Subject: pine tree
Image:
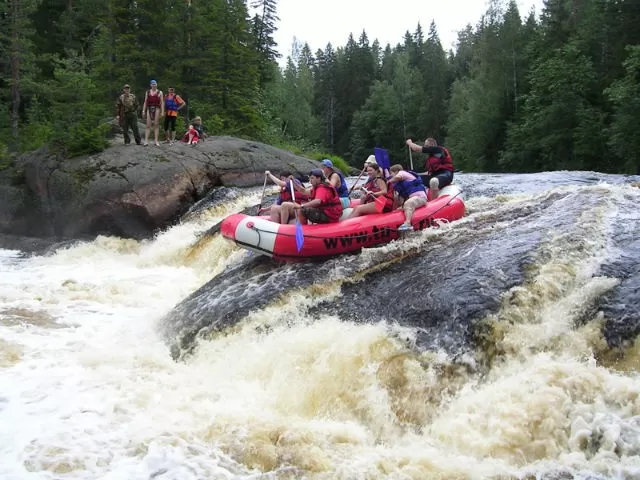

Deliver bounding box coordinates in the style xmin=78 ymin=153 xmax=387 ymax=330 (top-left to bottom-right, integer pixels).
xmin=0 ymin=0 xmax=40 ymax=150
xmin=606 ymin=45 xmax=640 ymax=173
xmin=250 ymin=0 xmax=279 ymax=86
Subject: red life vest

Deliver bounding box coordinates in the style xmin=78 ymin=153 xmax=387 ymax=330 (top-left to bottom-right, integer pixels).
xmin=425 ymin=146 xmax=454 ymax=174
xmin=312 ymin=183 xmax=343 ymax=222
xmin=363 ymin=176 xmax=394 ymax=212
xmin=279 ymin=180 xmax=310 ymax=203
xmin=146 ymin=90 xmax=162 ymax=108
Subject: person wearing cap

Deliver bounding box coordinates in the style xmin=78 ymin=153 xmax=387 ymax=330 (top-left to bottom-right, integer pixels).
xmin=142 ymin=79 xmax=164 ymax=146
xmin=163 ymin=87 xmax=185 ymax=144
xmin=320 ymin=159 xmax=350 ymax=209
xmin=270 ymin=169 xmax=342 ymax=225
xmin=115 ymin=84 xmax=141 ymax=145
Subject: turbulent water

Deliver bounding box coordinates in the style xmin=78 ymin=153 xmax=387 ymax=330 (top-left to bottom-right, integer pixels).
xmin=1 ymin=171 xmax=640 ymax=480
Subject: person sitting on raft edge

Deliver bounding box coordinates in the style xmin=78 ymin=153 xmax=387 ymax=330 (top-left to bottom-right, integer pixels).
xmin=387 ymin=164 xmax=427 ymax=232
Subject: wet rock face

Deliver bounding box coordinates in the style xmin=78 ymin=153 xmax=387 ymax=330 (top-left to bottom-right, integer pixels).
xmin=0 ymin=136 xmax=317 ymax=240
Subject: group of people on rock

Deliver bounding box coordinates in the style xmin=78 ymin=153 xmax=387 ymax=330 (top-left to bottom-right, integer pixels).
xmin=264 ymin=138 xmax=454 ymax=231
xmin=115 ymin=80 xmax=205 ymax=147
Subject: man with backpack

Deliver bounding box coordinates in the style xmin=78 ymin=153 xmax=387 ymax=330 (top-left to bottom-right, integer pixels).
xmin=115 ymin=84 xmax=141 ymax=145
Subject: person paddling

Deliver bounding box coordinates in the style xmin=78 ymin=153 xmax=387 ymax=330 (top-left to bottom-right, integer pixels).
xmin=270 ymin=169 xmax=342 ymax=225
xmin=263 ymin=170 xmax=310 ymax=212
xmin=347 ymin=163 xmax=393 ymax=219
xmin=406 ymin=137 xmax=454 ymax=199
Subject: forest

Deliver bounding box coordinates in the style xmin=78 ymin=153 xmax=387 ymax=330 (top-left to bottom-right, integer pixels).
xmin=1 ymin=0 xmax=639 ymax=173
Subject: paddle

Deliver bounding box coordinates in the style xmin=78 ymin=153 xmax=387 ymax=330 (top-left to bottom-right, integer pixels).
xmin=290 ymin=180 xmax=304 ymax=252
xmin=408 ymin=145 xmax=414 ymax=170
xmin=373 ymin=147 xmax=391 ymax=172
xmin=348 ymin=167 xmax=367 ymax=194
xmin=257 ymin=173 xmax=268 ymax=213
xmin=361 ymin=186 xmax=388 ymax=213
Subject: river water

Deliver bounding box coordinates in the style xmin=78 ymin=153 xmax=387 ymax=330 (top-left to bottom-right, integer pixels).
xmin=1 ymin=172 xmax=639 ymax=480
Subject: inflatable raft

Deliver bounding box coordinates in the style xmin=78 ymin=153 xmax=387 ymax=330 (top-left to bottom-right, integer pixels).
xmin=220 ymin=184 xmax=465 ymax=261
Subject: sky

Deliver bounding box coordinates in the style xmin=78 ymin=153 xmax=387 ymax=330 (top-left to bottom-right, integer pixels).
xmin=270 ymin=0 xmax=545 ymax=63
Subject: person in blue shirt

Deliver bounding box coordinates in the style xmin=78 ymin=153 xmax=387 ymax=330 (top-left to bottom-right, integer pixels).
xmin=320 ymin=159 xmax=350 ymax=208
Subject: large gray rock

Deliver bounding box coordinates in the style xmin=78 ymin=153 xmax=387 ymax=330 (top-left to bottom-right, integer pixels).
xmin=1 ymin=136 xmax=317 ymax=240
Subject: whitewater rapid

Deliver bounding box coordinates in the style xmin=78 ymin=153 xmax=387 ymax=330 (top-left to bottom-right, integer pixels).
xmin=1 ymin=174 xmax=639 ymax=480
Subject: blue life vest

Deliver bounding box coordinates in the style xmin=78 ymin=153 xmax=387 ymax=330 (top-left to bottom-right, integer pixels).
xmin=329 ymin=169 xmax=349 ymax=198
xmin=394 ymin=171 xmax=425 ymax=199
xmin=165 ymin=94 xmax=181 ymax=112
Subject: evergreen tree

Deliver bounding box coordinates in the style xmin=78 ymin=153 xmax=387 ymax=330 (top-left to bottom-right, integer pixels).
xmin=502 ymin=41 xmax=604 ymax=171
xmin=313 ymin=44 xmax=338 ymax=150
xmin=606 ymin=45 xmax=640 ymax=174
xmin=0 ymin=0 xmax=40 ymax=150
xmin=416 ymin=21 xmax=449 ymax=143
xmin=250 ymin=0 xmax=279 ymax=86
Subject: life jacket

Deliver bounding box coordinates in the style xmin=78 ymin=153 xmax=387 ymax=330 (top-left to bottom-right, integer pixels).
xmin=146 ymin=90 xmax=162 ymax=108
xmin=165 ymin=93 xmax=182 ymax=112
xmin=425 ymin=146 xmax=454 ymax=174
xmin=279 ymin=180 xmax=311 ymax=203
xmin=328 ymin=169 xmax=349 ymax=198
xmin=394 ymin=171 xmax=426 ymax=199
xmin=363 ymin=176 xmax=394 ymax=212
xmin=120 ymin=93 xmax=136 ymax=113
xmin=312 ymin=183 xmax=343 ymax=222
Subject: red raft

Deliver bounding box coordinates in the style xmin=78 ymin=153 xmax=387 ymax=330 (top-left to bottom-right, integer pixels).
xmin=220 ymin=184 xmax=465 ymax=261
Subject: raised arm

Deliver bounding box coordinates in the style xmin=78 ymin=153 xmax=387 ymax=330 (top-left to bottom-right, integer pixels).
xmin=406 ymin=139 xmax=422 ymax=153
xmin=289 ymin=176 xmax=311 ymax=195
xmin=265 ymin=170 xmax=286 ymax=187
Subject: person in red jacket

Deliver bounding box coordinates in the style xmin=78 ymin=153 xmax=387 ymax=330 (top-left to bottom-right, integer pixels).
xmin=270 ymin=169 xmax=342 ymax=224
xmin=406 ymin=137 xmax=454 ymax=198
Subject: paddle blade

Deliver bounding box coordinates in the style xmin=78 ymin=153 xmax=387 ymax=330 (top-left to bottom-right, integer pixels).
xmin=374 ymin=147 xmax=391 ymax=170
xmin=374 ymin=196 xmax=386 ymax=213
xmin=295 ymin=221 xmax=304 ymax=252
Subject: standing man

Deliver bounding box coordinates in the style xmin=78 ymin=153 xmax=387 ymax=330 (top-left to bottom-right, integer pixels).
xmin=163 ymin=87 xmax=185 ymax=144
xmin=115 ymin=84 xmax=141 ymax=146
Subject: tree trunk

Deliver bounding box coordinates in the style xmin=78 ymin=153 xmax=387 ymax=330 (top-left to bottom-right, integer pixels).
xmin=10 ymin=0 xmax=22 ymax=148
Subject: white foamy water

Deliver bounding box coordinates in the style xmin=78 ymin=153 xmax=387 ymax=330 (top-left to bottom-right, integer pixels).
xmin=1 ymin=182 xmax=640 ymax=480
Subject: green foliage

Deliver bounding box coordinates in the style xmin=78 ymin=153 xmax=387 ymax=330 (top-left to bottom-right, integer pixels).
xmin=605 ymin=45 xmax=640 ymax=174
xmin=307 ymin=153 xmax=350 ymax=174
xmin=2 ymin=0 xmax=639 ymax=177
xmin=501 ymin=41 xmax=605 ymax=171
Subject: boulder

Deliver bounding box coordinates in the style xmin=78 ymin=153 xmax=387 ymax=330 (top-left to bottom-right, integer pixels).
xmin=0 ymin=136 xmax=317 ymax=240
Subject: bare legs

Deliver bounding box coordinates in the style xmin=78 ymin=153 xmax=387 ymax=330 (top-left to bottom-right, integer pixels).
xmin=399 ymin=196 xmax=427 ymax=229
xmin=144 ymin=109 xmax=161 ymax=146
xmin=346 ymin=201 xmax=378 ymax=219
xmin=270 ymin=202 xmax=307 ymax=224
